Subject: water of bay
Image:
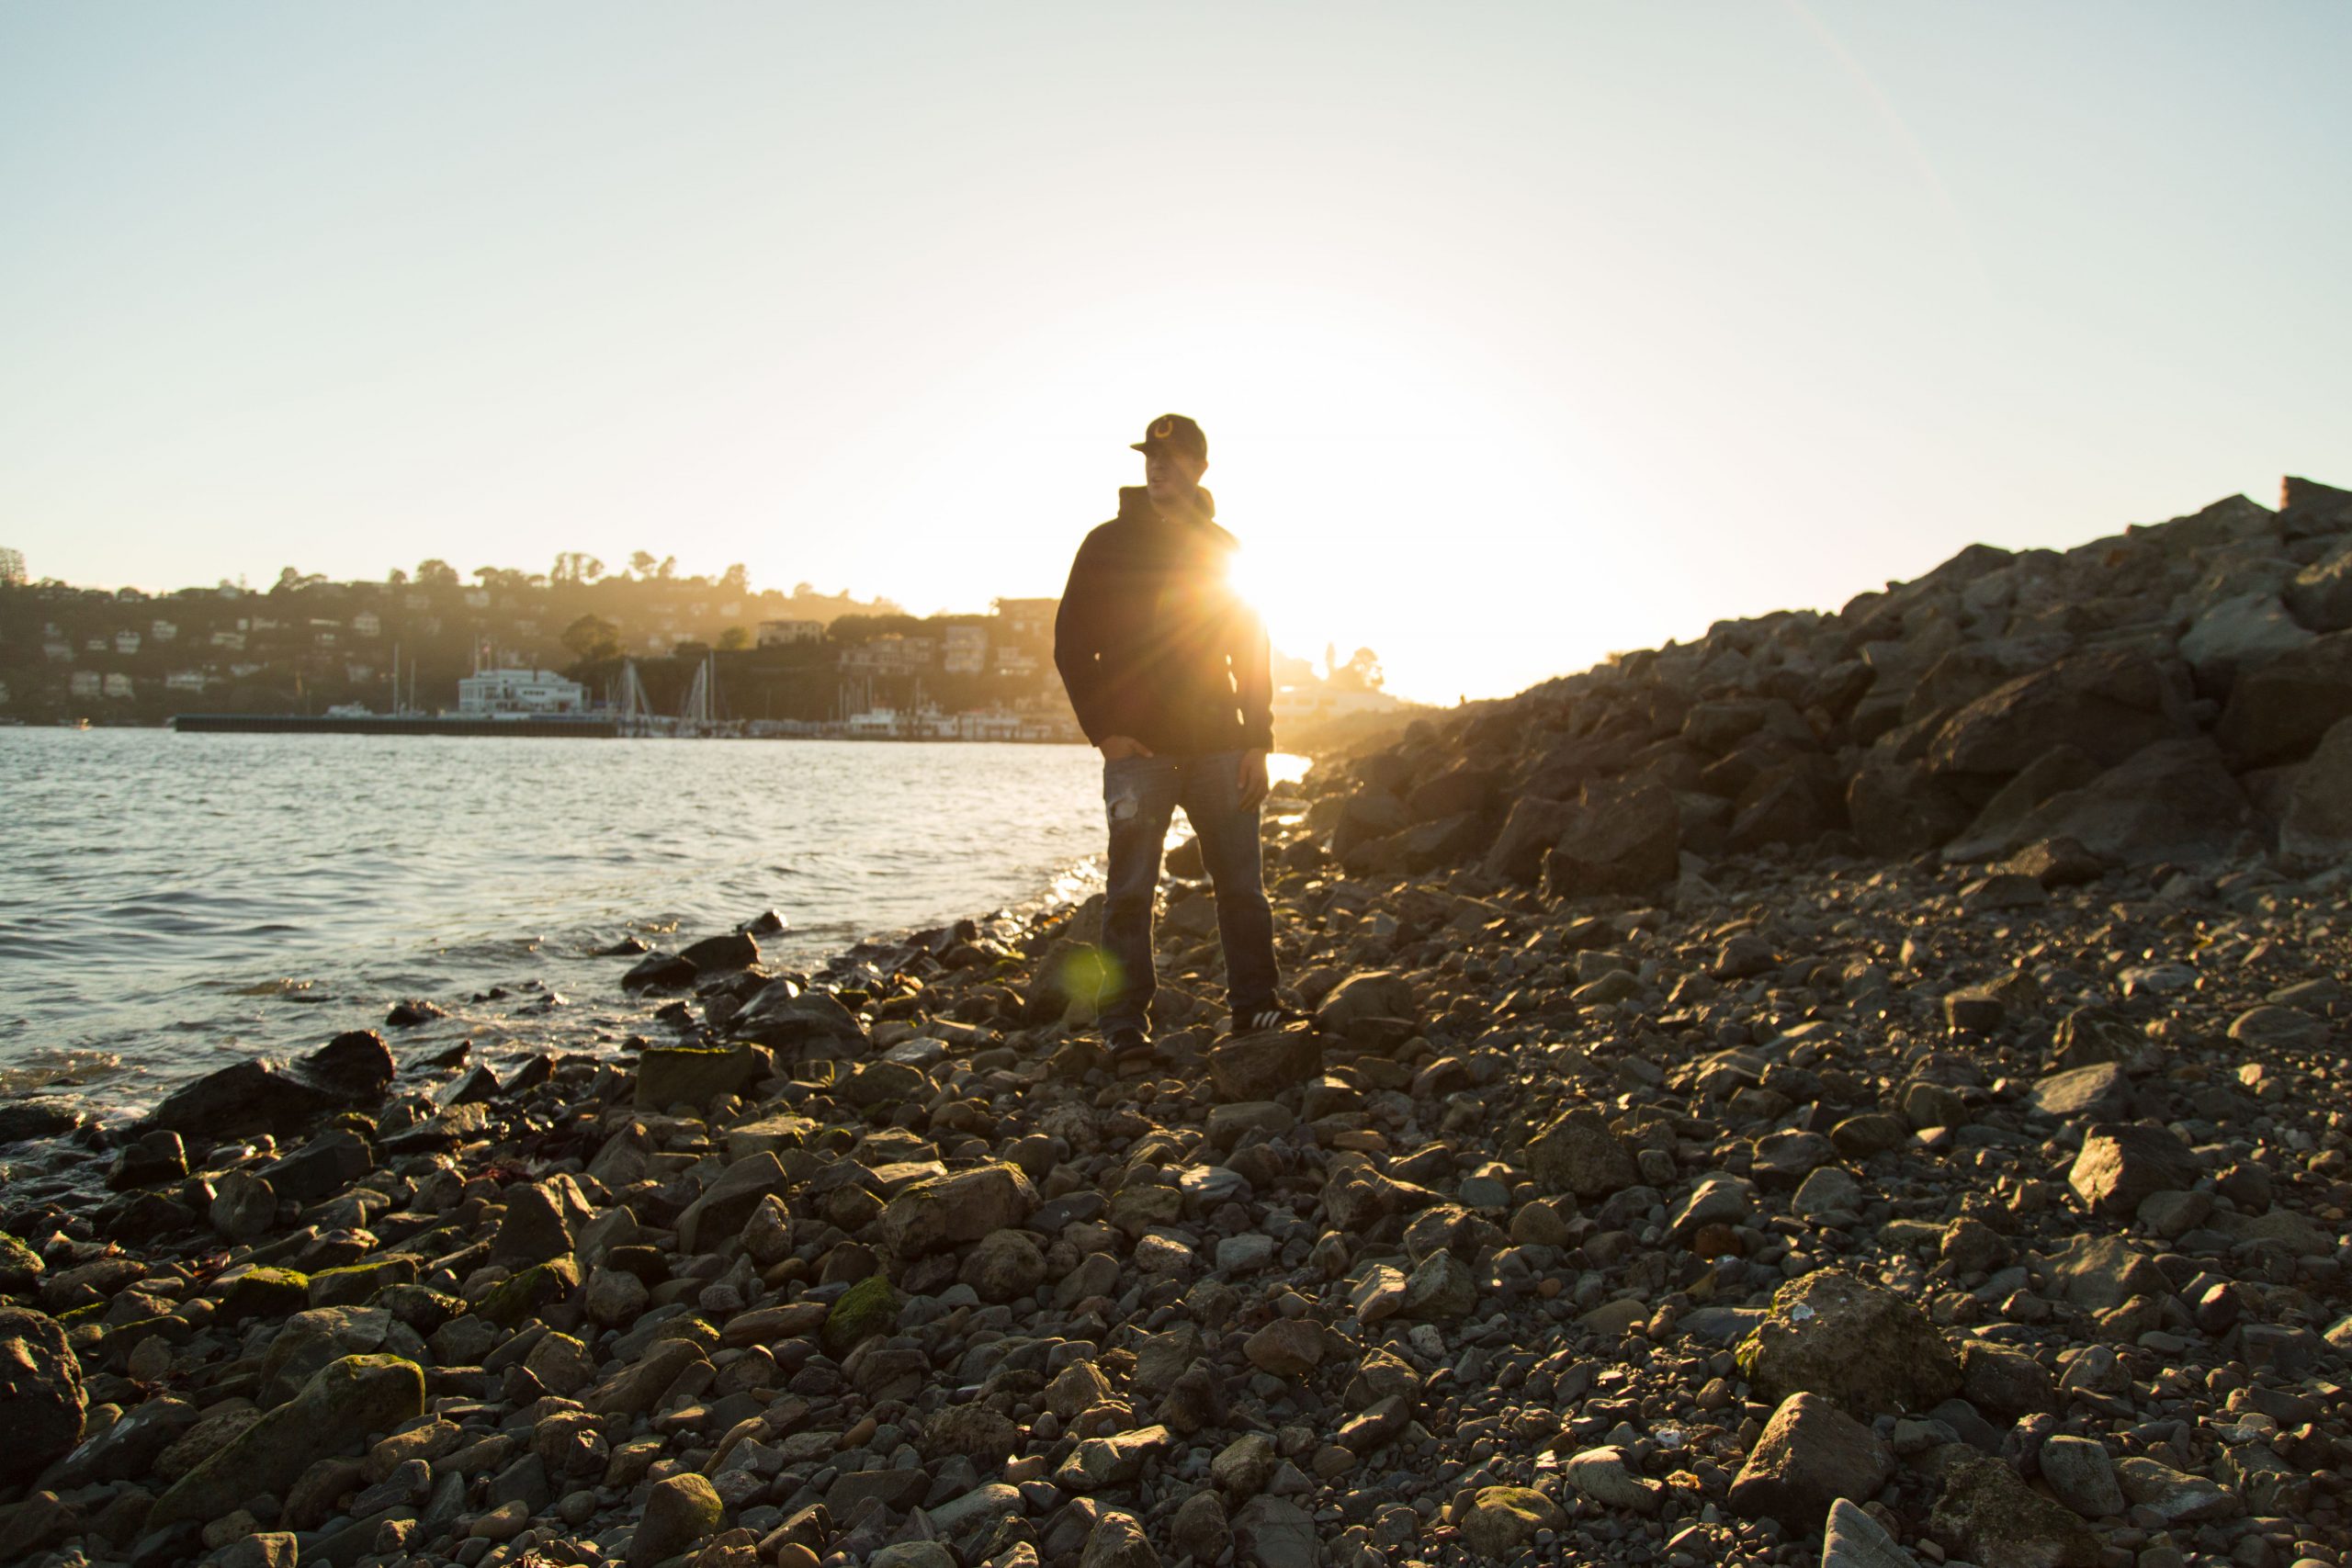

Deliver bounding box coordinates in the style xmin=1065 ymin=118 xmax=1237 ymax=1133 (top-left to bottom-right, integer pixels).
xmin=0 ymin=728 xmax=1306 ymax=1133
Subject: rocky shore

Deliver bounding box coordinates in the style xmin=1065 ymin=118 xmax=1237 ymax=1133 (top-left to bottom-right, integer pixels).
xmin=6 ymin=477 xmax=2352 ymax=1568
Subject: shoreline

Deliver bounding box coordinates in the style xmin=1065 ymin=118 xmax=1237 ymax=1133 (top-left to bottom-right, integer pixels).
xmin=6 ymin=795 xmax=2348 ymax=1568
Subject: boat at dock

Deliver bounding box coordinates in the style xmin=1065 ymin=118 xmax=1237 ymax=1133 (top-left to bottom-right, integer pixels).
xmin=171 ymin=713 xmax=619 ymax=738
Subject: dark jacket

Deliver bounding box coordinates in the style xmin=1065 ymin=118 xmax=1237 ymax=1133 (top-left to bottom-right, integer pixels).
xmin=1054 ymin=486 xmax=1273 ymax=755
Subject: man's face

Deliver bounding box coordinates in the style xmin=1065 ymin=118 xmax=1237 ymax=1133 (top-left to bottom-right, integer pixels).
xmin=1144 ymin=447 xmax=1207 ymax=512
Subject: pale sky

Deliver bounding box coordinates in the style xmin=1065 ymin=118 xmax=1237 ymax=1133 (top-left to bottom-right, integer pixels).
xmin=4 ymin=2 xmax=2347 ymax=703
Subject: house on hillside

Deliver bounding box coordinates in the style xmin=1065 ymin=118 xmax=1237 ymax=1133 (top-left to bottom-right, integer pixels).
xmin=114 ymin=630 xmax=141 ymax=655
xmin=942 ymin=625 xmax=988 ymax=673
xmin=165 ymin=671 xmax=208 ymax=693
xmin=759 ymin=619 xmax=824 ymax=647
xmin=352 ymin=611 xmax=382 ymax=637
xmin=841 ymin=635 xmax=934 ymax=675
xmin=150 ymin=620 xmax=177 ymax=643
xmin=103 ymin=674 xmax=135 ymax=699
xmin=69 ymin=671 xmax=100 ymax=698
xmin=992 ymin=597 xmax=1057 ymax=643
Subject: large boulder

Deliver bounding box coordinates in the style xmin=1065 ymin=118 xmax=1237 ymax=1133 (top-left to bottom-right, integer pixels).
xmin=1726 ymin=1393 xmax=1894 ymax=1531
xmin=1927 ymin=649 xmax=2192 ymax=777
xmin=2286 ymin=538 xmax=2352 ymax=631
xmin=1314 ymin=971 xmax=1419 ymax=1035
xmin=2279 ymin=716 xmax=2352 ymax=864
xmin=2068 ymin=1123 xmax=2199 ymax=1219
xmin=679 ymin=930 xmax=760 ymax=974
xmin=1726 ymin=759 xmax=1845 ymax=852
xmin=881 ymin=1163 xmax=1036 ymax=1258
xmin=1736 ymin=1271 xmax=1962 ymax=1416
xmin=1482 ymin=795 xmax=1576 ymax=885
xmin=1941 ymin=745 xmax=2102 ymax=862
xmin=1846 ymin=759 xmax=1972 ymax=857
xmin=2178 ymin=592 xmax=2313 ymax=694
xmin=1208 ymin=1026 xmax=1321 ymax=1101
xmin=1998 ymin=739 xmax=2255 ymax=865
xmin=1022 ymin=936 xmax=1111 ymax=1028
xmin=2046 ymin=1235 xmax=2167 ymax=1313
xmin=1523 ymin=1108 xmax=1639 ymax=1198
xmin=139 ymin=1031 xmax=395 ymax=1138
xmin=257 ymin=1306 xmax=398 ymax=1407
xmin=732 ymin=985 xmax=867 ymax=1053
xmin=1820 ymin=1499 xmax=1917 ymax=1568
xmin=149 ymin=1354 xmax=424 ymax=1529
xmin=2218 ymin=629 xmax=2352 ymax=765
xmin=635 ymin=1044 xmax=768 ymax=1110
xmin=1460 ymin=1486 xmax=1565 ymax=1560
xmin=1521 ymin=731 xmax=1648 ymax=803
xmin=1406 ymin=763 xmax=1499 ymax=823
xmin=675 ymin=1153 xmax=787 ymax=1253
xmin=0 ymin=1306 xmax=85 ymax=1486
xmin=1544 ymin=778 xmax=1679 ymax=898
xmin=2279 ymin=474 xmax=2352 ymax=538
xmin=1924 ymin=1445 xmax=2099 ymax=1567
xmin=628 ymin=1473 xmax=725 ymax=1568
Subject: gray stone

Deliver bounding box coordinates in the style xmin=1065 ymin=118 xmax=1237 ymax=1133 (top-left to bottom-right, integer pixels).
xmin=634 ymin=1044 xmax=765 ymax=1111
xmin=731 ymin=984 xmax=866 ymax=1052
xmin=0 ymin=1307 xmax=85 ymax=1487
xmin=149 ymin=1355 xmax=424 ymax=1529
xmin=2280 ymin=716 xmax=2352 ymax=863
xmin=1231 ymin=1495 xmax=1317 ymax=1568
xmin=1525 ymin=1107 xmax=1639 ymax=1197
xmin=880 ymin=1162 xmax=1036 ymax=1258
xmin=2038 ymin=1435 xmax=2124 ymax=1519
xmin=629 ymin=1472 xmax=723 ymax=1567
xmin=1460 ymin=1485 xmax=1564 ymax=1559
xmin=1727 ymin=1393 xmax=1894 ymax=1530
xmin=2027 ymin=1063 xmax=2132 ymax=1121
xmin=1925 ymin=1444 xmax=2098 ymax=1566
xmin=2114 ymin=1456 xmax=2238 ymax=1523
xmin=1545 ymin=778 xmax=1679 ymax=897
xmin=2068 ymin=1122 xmax=2199 ymax=1219
xmin=1819 ymin=1498 xmax=1917 ymax=1567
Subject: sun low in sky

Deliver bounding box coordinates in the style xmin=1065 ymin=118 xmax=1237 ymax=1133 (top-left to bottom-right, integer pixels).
xmin=3 ymin=3 xmax=2346 ymax=705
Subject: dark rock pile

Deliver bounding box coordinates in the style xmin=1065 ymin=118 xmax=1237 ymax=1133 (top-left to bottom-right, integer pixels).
xmin=3 ymin=477 xmax=2349 ymax=1568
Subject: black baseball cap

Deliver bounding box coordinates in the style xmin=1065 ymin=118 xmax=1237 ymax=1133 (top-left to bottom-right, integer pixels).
xmin=1131 ymin=413 xmax=1207 ymax=463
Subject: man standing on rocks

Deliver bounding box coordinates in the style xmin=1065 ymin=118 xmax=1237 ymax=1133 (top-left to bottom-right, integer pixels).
xmin=1054 ymin=413 xmax=1289 ymax=1067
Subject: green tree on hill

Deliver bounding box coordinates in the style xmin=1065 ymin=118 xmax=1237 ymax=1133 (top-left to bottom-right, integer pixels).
xmin=560 ymin=614 xmax=623 ymax=662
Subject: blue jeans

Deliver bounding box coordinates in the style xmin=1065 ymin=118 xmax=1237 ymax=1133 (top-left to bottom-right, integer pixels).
xmin=1098 ymin=750 xmax=1279 ymax=1034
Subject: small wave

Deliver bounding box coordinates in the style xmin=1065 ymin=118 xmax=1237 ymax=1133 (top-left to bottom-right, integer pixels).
xmin=226 ymin=977 xmax=322 ymax=997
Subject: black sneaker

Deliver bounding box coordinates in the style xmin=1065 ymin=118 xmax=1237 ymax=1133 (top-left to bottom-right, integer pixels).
xmin=1225 ymin=1004 xmax=1303 ymax=1038
xmin=1105 ymin=1026 xmax=1156 ymax=1070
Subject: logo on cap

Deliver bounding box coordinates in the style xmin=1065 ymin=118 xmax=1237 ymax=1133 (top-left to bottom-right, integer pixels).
xmin=1132 ymin=413 xmax=1207 ymax=461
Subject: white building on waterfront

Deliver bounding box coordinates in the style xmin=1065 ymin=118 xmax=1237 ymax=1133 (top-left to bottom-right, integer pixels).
xmin=457 ymin=668 xmax=588 ymax=716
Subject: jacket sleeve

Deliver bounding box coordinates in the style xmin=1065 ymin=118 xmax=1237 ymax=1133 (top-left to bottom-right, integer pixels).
xmin=1054 ymin=534 xmax=1112 ymax=746
xmin=1231 ymin=591 xmax=1273 ymax=753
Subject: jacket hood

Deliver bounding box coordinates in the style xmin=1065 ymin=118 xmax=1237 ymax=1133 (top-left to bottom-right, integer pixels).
xmin=1115 ymin=485 xmax=1232 ymax=543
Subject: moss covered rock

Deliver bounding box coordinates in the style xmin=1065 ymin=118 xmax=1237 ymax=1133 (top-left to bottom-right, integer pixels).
xmin=306 ymin=1256 xmax=420 ymax=1309
xmin=1735 ymin=1269 xmax=1962 ymax=1416
xmin=214 ymin=1267 xmax=311 ymax=1325
xmin=823 ymin=1275 xmax=899 ymax=1356
xmin=475 ymin=1256 xmax=582 ymax=1328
